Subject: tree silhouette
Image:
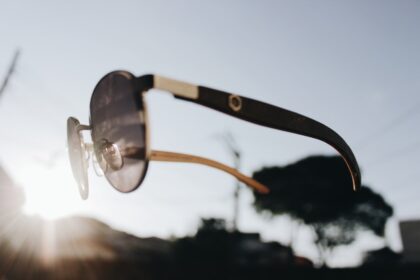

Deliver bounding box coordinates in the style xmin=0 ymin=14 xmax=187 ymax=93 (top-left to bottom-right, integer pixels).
xmin=252 ymin=155 xmax=393 ymax=265
xmin=174 ymin=218 xmax=233 ymax=265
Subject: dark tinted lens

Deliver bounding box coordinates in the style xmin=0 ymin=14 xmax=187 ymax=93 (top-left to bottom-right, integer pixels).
xmin=67 ymin=117 xmax=89 ymax=199
xmin=89 ymin=71 xmax=148 ymax=193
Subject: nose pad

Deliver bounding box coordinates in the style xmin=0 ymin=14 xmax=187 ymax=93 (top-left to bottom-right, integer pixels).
xmin=92 ymin=153 xmax=104 ymax=176
xmin=101 ymin=141 xmax=124 ymax=171
xmin=77 ymin=140 xmax=90 ymax=171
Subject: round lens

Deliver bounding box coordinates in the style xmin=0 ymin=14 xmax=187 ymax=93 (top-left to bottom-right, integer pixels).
xmin=89 ymin=71 xmax=148 ymax=193
xmin=67 ymin=117 xmax=89 ymax=199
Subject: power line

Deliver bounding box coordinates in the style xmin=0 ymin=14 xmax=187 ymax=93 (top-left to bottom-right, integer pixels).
xmin=355 ymin=100 xmax=420 ymax=151
xmin=365 ymin=138 xmax=420 ymax=168
xmin=146 ymin=191 xmax=232 ymax=205
xmin=0 ymin=49 xmax=20 ymax=98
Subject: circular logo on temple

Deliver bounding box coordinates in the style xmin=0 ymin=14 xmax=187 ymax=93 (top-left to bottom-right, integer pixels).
xmin=229 ymin=95 xmax=242 ymax=112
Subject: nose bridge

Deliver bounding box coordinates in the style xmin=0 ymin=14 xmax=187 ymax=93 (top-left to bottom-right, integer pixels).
xmin=77 ymin=124 xmax=92 ymax=132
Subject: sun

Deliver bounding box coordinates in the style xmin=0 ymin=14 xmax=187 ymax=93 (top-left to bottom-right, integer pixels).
xmin=19 ymin=159 xmax=83 ymax=220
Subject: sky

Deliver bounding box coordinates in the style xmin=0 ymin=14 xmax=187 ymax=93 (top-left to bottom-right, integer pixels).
xmin=0 ymin=0 xmax=419 ymax=267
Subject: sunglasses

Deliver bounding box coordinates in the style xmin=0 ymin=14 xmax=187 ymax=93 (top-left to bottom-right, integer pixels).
xmin=67 ymin=71 xmax=361 ymax=200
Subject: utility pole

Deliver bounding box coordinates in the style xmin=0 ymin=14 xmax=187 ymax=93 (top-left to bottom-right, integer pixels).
xmin=0 ymin=49 xmax=20 ymax=99
xmin=222 ymin=132 xmax=242 ymax=232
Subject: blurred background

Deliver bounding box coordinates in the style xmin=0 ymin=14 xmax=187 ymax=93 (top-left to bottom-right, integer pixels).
xmin=0 ymin=0 xmax=419 ymax=278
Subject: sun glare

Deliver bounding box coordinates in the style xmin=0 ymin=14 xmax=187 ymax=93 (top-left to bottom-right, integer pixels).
xmin=20 ymin=159 xmax=83 ymax=220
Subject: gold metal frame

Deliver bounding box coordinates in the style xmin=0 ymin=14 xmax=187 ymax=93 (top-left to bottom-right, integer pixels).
xmin=70 ymin=70 xmax=361 ymax=200
xmin=141 ymin=89 xmax=152 ymax=172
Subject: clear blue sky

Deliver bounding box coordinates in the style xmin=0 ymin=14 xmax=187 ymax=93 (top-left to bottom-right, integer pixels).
xmin=0 ymin=0 xmax=419 ymax=266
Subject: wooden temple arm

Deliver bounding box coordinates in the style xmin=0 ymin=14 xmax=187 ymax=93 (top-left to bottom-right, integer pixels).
xmin=150 ymin=150 xmax=269 ymax=194
xmin=143 ymin=75 xmax=361 ymax=191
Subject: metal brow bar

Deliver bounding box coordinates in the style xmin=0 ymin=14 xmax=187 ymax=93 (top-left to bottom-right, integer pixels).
xmin=150 ymin=150 xmax=269 ymax=194
xmin=147 ymin=75 xmax=361 ymax=191
xmin=153 ymin=75 xmax=198 ymax=99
